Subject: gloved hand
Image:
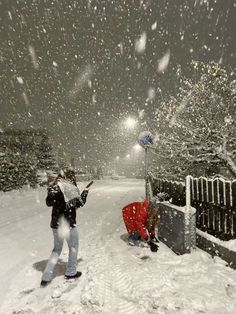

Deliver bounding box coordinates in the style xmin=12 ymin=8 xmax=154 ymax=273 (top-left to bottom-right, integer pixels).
xmin=47 ymin=185 xmax=60 ymax=195
xmin=148 ymin=240 xmax=159 ymax=252
xmin=150 ymin=235 xmax=159 ymax=243
xmin=129 ymin=231 xmax=141 ymax=241
xmin=82 ymin=189 xmax=89 ymax=194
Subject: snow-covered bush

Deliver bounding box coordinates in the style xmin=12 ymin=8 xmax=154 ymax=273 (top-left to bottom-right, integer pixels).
xmin=0 ymin=129 xmax=57 ymax=189
xmin=0 ymin=149 xmax=37 ymax=191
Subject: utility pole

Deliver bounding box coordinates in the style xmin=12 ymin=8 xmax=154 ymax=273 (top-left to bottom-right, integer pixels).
xmin=145 ymin=147 xmax=148 ymax=199
xmin=138 ymin=131 xmax=154 ymax=201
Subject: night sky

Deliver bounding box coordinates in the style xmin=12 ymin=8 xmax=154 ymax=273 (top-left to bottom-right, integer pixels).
xmin=0 ymin=0 xmax=235 ymax=168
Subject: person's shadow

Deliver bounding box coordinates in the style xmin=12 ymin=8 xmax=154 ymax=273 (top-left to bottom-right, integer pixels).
xmin=120 ymin=233 xmax=129 ymax=243
xmin=33 ymin=258 xmax=83 ymax=279
xmin=120 ymin=233 xmax=151 ymax=259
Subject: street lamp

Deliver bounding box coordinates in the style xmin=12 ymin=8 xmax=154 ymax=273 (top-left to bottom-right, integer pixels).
xmin=124 ymin=117 xmax=137 ymax=129
xmin=133 ymin=143 xmax=142 ymax=152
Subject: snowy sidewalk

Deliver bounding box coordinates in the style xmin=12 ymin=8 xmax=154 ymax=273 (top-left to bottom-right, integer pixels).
xmin=0 ymin=179 xmax=236 ymax=314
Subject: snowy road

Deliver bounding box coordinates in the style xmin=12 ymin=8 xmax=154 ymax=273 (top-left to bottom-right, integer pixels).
xmin=0 ymin=179 xmax=236 ymax=314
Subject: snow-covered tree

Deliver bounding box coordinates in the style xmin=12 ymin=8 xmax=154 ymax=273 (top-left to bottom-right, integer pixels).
xmin=0 ymin=129 xmax=58 ymax=190
xmin=36 ymin=134 xmax=57 ymax=171
xmin=152 ymin=62 xmax=236 ymax=179
xmin=0 ymin=148 xmax=37 ymax=191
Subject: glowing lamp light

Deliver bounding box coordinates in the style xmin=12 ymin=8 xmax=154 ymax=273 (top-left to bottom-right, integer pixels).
xmin=133 ymin=144 xmax=142 ymax=152
xmin=124 ymin=117 xmax=137 ymax=129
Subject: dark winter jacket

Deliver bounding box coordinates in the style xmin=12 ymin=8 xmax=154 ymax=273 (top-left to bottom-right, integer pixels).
xmin=46 ymin=181 xmax=88 ymax=228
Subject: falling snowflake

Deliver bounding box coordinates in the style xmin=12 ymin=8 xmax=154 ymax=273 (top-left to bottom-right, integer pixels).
xmin=17 ymin=77 xmax=24 ymax=84
xmin=29 ymin=45 xmax=39 ymax=69
xmin=151 ymin=22 xmax=157 ymax=30
xmin=135 ymin=32 xmax=147 ymax=54
xmin=147 ymin=87 xmax=155 ymax=100
xmin=157 ymin=50 xmax=170 ymax=73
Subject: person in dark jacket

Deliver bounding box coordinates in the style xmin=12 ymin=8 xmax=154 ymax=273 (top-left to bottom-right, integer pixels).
xmin=40 ymin=167 xmax=89 ymax=287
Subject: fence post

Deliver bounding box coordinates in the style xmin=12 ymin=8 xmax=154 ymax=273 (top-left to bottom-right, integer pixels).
xmin=186 ymin=175 xmax=191 ymax=210
xmin=185 ymin=175 xmax=196 ymax=250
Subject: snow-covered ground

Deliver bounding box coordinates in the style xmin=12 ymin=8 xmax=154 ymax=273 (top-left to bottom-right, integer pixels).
xmin=0 ymin=179 xmax=236 ymax=314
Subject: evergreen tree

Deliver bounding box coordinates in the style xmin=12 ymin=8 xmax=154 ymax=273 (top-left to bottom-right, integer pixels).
xmin=0 ymin=148 xmax=37 ymax=191
xmin=36 ymin=134 xmax=57 ymax=171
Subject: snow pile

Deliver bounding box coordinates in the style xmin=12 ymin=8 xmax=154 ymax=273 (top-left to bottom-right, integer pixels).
xmin=197 ymin=229 xmax=236 ymax=252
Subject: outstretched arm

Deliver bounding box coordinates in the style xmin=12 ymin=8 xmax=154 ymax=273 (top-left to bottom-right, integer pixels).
xmin=65 ymin=189 xmax=89 ymax=210
xmin=81 ymin=189 xmax=88 ymax=204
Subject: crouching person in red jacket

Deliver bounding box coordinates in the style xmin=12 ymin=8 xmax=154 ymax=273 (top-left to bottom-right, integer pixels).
xmin=122 ymin=199 xmax=159 ymax=252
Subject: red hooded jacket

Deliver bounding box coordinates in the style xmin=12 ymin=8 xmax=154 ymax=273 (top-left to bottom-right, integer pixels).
xmin=122 ymin=199 xmax=155 ymax=241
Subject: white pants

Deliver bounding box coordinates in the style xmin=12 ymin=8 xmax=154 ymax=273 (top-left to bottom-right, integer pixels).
xmin=42 ymin=227 xmax=79 ymax=282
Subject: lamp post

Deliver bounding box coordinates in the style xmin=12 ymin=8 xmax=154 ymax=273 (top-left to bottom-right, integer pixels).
xmin=121 ymin=116 xmax=138 ymax=177
xmin=138 ymin=131 xmax=154 ymax=199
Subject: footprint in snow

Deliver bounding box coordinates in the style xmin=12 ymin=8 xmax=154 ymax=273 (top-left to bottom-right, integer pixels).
xmin=19 ymin=288 xmax=35 ymax=296
xmin=140 ymin=255 xmax=150 ymax=260
xmin=51 ymin=280 xmax=79 ymax=299
xmin=133 ymin=253 xmax=151 ymax=261
xmin=12 ymin=309 xmax=35 ymax=314
xmin=225 ymin=284 xmax=236 ymax=298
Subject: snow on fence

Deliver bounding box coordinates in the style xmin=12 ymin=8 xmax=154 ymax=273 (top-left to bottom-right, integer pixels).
xmin=148 ymin=173 xmax=186 ymax=206
xmin=158 ymin=203 xmax=196 ymax=255
xmin=148 ymin=173 xmax=236 ymax=240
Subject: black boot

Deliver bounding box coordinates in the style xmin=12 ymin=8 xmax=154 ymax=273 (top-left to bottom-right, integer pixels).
xmin=65 ymin=271 xmax=82 ymax=279
xmin=40 ymin=280 xmax=50 ymax=287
